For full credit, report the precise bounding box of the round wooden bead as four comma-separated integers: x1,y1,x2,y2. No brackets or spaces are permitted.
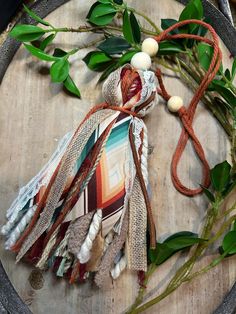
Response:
167,96,183,112
131,52,152,70
141,38,159,57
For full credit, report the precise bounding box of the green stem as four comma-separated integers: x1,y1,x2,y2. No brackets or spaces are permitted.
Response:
218,199,236,220
183,250,230,283
127,264,157,313
129,201,221,314
155,57,180,72
45,24,157,36
76,37,105,49
209,213,236,245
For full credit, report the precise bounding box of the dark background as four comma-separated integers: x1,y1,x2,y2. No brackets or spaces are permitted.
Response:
0,0,22,32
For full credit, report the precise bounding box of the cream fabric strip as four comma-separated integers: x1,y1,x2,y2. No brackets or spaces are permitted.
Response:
16,109,116,262
127,175,147,272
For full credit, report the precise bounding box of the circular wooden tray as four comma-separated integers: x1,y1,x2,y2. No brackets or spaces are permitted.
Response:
0,0,235,313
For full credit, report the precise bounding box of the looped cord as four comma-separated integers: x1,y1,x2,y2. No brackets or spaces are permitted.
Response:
154,19,222,196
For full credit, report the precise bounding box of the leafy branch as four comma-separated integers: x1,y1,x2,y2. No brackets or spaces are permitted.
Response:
127,162,236,313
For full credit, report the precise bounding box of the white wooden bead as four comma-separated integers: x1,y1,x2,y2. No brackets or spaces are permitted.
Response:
141,38,159,57
131,52,152,70
167,96,184,112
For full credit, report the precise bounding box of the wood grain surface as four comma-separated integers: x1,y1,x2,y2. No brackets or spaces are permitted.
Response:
0,0,235,313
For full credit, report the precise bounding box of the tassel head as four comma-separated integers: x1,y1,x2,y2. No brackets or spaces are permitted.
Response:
102,65,158,116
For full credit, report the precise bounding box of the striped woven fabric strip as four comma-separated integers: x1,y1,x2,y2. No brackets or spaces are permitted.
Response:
63,114,132,235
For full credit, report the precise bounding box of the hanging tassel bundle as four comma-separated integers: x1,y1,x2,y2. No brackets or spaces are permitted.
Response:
1,18,222,286
1,64,158,286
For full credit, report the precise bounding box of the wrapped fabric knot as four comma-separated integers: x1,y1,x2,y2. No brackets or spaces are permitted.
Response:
103,64,158,117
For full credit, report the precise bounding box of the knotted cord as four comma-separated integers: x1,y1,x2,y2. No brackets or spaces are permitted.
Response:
155,19,222,196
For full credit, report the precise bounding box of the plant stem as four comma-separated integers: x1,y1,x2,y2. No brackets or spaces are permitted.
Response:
76,37,105,50
128,202,221,314
209,213,236,245
183,251,229,282
128,264,157,313
155,57,180,72
45,24,157,36
218,200,236,220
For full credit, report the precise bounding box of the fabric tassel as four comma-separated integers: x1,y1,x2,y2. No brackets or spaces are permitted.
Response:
15,109,116,262
1,64,158,286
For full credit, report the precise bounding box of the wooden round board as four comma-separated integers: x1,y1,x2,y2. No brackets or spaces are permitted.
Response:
0,0,235,313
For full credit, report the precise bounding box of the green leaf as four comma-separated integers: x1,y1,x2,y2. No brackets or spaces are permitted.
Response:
197,43,223,73
165,236,203,250
123,9,133,44
50,58,70,82
118,50,137,65
225,68,231,81
232,58,236,81
23,4,51,27
212,81,236,107
210,161,232,192
197,43,213,71
161,19,179,34
83,51,112,71
63,75,81,98
197,17,210,37
179,0,204,40
10,24,45,42
53,48,67,57
130,12,141,44
88,4,117,26
24,44,59,61
233,220,236,231
164,231,198,242
149,243,173,265
122,10,141,44
98,37,131,54
222,180,236,197
87,2,100,19
200,185,215,203
157,41,184,55
113,0,123,4
40,33,56,51
179,0,203,22
149,231,203,265
222,231,236,255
